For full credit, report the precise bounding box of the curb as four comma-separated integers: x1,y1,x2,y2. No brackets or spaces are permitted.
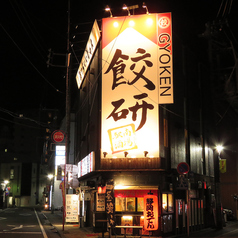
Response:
42,212,66,238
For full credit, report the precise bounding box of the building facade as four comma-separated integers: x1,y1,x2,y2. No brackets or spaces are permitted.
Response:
71,14,226,236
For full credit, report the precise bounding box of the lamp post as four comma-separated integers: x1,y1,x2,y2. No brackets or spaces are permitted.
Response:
214,145,223,229
48,174,54,213
3,180,9,208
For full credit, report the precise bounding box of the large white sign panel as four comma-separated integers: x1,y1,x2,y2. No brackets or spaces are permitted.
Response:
101,13,172,159
55,145,65,179
78,151,95,177
76,20,101,88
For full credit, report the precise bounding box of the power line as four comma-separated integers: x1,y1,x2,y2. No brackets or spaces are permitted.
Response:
1,24,63,94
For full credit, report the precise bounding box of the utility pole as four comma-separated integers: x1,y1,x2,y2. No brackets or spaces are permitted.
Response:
63,0,71,231
66,0,71,166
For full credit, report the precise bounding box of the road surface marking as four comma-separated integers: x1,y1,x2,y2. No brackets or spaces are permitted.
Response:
0,231,41,234
34,209,48,238
11,225,23,230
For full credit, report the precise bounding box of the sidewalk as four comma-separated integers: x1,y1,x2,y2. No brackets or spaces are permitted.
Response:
42,210,109,238
42,209,238,238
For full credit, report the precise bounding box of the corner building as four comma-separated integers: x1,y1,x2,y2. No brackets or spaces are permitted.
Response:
74,14,218,237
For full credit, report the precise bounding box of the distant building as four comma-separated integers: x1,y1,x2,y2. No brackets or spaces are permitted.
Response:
0,108,60,208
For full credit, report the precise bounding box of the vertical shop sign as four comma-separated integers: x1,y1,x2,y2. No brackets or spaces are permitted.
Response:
157,12,173,104
76,20,100,88
101,13,172,159
219,159,226,173
144,194,158,230
105,181,115,227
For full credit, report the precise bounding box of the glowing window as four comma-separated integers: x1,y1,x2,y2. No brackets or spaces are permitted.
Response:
162,193,174,213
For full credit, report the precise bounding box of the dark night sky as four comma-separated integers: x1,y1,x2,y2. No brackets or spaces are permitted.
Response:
1,0,237,120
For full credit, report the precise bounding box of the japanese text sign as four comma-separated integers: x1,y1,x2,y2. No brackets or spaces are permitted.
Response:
144,194,158,230
101,13,172,159
76,20,100,88
78,151,95,177
106,181,115,227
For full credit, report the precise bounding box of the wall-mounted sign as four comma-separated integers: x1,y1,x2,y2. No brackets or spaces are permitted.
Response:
219,159,226,173
144,194,158,230
52,130,65,143
101,13,172,159
177,162,190,175
76,20,100,88
78,151,95,177
96,193,105,211
106,181,115,227
55,145,65,178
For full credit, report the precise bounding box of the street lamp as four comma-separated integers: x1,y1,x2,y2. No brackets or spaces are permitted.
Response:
47,174,54,213
214,145,223,229
3,180,9,208
48,174,53,180
216,145,224,158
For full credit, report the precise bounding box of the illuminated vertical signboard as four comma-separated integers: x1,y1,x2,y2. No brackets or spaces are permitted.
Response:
76,20,101,89
55,145,66,178
101,13,173,159
144,194,158,230
78,151,95,178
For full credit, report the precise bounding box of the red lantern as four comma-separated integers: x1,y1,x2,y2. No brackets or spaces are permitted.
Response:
144,195,158,231
98,186,106,194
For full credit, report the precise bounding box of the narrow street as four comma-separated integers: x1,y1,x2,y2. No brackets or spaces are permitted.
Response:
0,207,61,238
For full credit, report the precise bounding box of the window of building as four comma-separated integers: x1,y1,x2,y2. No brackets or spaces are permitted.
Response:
115,197,140,212
10,167,14,180
162,193,174,213
115,189,158,213
126,197,135,211
137,197,144,212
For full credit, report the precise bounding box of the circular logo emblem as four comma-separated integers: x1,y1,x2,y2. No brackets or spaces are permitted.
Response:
158,16,170,29
52,130,65,143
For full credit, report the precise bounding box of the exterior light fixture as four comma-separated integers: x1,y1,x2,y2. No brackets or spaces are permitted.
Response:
122,4,130,16
105,5,113,17
103,152,108,158
124,151,128,157
142,2,149,14
4,180,9,185
216,145,223,155
48,174,53,180
144,151,148,157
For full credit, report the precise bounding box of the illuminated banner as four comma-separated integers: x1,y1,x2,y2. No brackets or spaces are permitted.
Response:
144,194,158,230
55,145,65,177
157,13,173,104
101,13,173,159
76,20,100,88
78,151,95,177
219,159,226,173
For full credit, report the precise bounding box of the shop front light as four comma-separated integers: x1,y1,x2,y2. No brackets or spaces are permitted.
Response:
122,215,132,220
122,4,130,16
105,5,113,17
142,2,149,14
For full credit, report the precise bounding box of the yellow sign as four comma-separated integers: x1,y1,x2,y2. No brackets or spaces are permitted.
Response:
219,159,226,173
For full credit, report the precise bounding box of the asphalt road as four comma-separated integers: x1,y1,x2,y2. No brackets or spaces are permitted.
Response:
0,207,60,238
